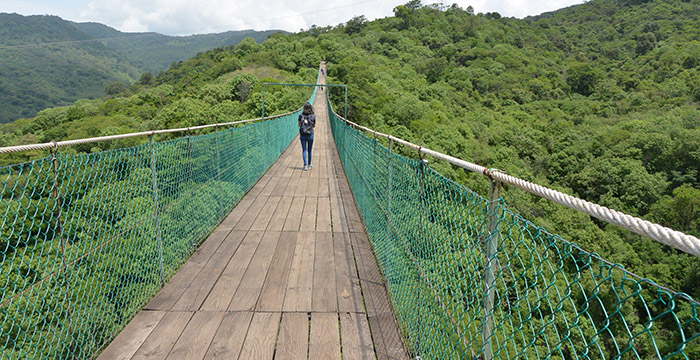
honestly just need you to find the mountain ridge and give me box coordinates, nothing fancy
[0,13,282,123]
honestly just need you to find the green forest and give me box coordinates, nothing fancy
[0,13,279,124]
[1,0,700,357]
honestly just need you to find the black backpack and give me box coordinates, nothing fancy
[300,114,313,135]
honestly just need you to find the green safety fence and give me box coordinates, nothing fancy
[327,100,700,359]
[0,111,300,359]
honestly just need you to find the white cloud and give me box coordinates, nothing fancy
[76,0,411,35]
[5,0,586,36]
[458,0,584,18]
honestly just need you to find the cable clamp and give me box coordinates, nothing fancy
[483,168,505,178]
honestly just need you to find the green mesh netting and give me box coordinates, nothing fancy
[0,112,299,359]
[327,99,700,359]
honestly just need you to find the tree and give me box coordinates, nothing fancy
[635,32,657,54]
[105,81,129,96]
[566,63,600,96]
[650,185,700,236]
[393,5,413,29]
[345,15,367,35]
[137,72,154,86]
[406,0,422,11]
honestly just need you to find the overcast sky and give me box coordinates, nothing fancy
[2,0,584,36]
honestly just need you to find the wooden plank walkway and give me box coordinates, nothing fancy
[98,68,409,360]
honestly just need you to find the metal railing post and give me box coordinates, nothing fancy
[50,145,74,354]
[417,156,428,355]
[482,173,502,360]
[344,86,348,121]
[215,126,223,217]
[244,125,251,189]
[387,139,393,244]
[150,135,164,287]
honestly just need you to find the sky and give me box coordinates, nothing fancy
[1,0,585,36]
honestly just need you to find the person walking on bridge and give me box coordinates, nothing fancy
[299,102,316,171]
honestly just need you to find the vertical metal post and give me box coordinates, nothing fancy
[482,174,502,360]
[245,125,252,189]
[51,145,74,354]
[150,135,164,287]
[262,84,266,121]
[387,139,393,241]
[215,126,223,217]
[417,156,428,355]
[344,86,348,121]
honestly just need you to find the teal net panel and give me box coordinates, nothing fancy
[0,112,299,359]
[327,99,700,359]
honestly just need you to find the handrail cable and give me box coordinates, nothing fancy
[0,109,298,155]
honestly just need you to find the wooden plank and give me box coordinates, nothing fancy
[312,232,337,312]
[283,197,305,232]
[131,311,193,360]
[309,313,341,360]
[246,172,273,198]
[284,174,301,196]
[274,312,309,360]
[167,311,225,360]
[283,231,315,312]
[328,172,339,198]
[306,173,320,197]
[318,177,330,198]
[259,175,281,197]
[345,201,365,233]
[279,151,296,176]
[228,231,282,311]
[350,232,382,284]
[319,152,329,179]
[146,229,229,310]
[366,311,409,360]
[300,196,318,232]
[334,231,364,313]
[350,232,409,360]
[172,231,246,311]
[330,196,348,233]
[238,312,282,360]
[295,170,308,196]
[316,196,332,233]
[234,195,268,231]
[270,176,290,197]
[266,196,293,231]
[219,196,256,230]
[282,147,299,176]
[200,231,263,311]
[340,312,375,360]
[97,310,166,360]
[256,231,297,311]
[204,311,253,360]
[250,196,282,231]
[248,173,272,197]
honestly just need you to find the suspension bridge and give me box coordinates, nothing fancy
[1,63,699,359]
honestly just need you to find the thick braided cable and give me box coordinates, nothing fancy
[331,115,700,257]
[0,110,299,155]
[490,171,700,257]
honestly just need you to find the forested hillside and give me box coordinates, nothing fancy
[0,14,140,123]
[0,13,280,124]
[71,21,282,74]
[2,0,699,333]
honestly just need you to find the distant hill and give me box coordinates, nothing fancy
[0,13,281,124]
[0,13,140,123]
[70,21,282,74]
